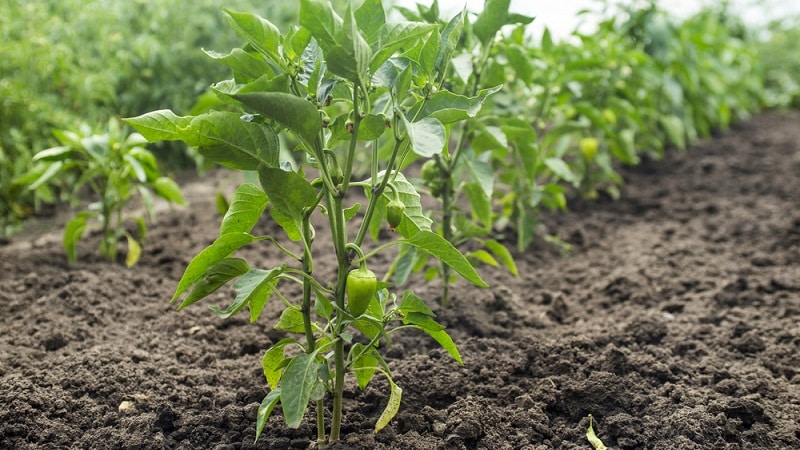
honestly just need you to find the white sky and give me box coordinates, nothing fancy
[394,0,800,40]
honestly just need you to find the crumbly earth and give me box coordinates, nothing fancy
[1,111,799,450]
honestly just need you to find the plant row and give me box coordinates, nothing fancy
[7,0,798,446]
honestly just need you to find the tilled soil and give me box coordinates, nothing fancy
[1,111,799,450]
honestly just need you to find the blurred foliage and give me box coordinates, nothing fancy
[0,0,320,235]
[759,16,800,108]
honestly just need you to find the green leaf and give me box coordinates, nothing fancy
[281,353,320,429]
[123,154,147,182]
[123,110,193,143]
[274,307,306,333]
[355,0,385,46]
[172,232,258,302]
[230,92,322,149]
[219,183,268,235]
[32,146,72,162]
[124,233,142,268]
[138,185,156,223]
[427,329,462,364]
[435,8,466,78]
[190,112,281,171]
[401,116,446,157]
[468,249,498,267]
[402,231,488,287]
[222,9,281,60]
[255,389,282,442]
[464,182,492,229]
[325,7,372,83]
[371,22,437,73]
[344,203,361,221]
[262,338,295,389]
[210,267,283,320]
[374,377,402,433]
[403,311,446,332]
[258,167,318,239]
[398,290,435,316]
[415,86,501,124]
[178,258,251,310]
[484,239,518,276]
[300,0,342,51]
[204,48,273,82]
[660,114,686,150]
[466,158,494,198]
[152,177,186,205]
[473,0,511,45]
[544,157,580,186]
[63,213,91,264]
[350,343,380,390]
[28,161,64,191]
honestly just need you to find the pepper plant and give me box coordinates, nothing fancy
[391,0,528,306]
[125,0,489,445]
[21,119,185,265]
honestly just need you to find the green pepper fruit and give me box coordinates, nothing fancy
[385,199,405,232]
[580,137,599,160]
[420,159,439,183]
[346,266,377,317]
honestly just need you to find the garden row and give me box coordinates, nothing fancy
[3,0,800,447]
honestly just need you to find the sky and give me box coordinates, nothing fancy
[393,0,800,40]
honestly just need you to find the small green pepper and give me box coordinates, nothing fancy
[346,266,377,317]
[385,199,405,232]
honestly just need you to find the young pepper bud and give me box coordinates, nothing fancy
[346,266,377,317]
[385,199,405,232]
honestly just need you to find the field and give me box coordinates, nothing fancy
[2,110,798,449]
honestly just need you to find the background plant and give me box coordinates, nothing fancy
[126,0,490,445]
[0,0,308,237]
[20,120,185,265]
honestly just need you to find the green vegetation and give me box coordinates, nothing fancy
[21,119,185,265]
[3,0,800,444]
[126,1,489,444]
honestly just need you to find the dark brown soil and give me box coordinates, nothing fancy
[2,111,799,450]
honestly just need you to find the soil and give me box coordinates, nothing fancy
[2,111,799,450]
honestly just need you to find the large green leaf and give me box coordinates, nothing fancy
[325,7,372,83]
[190,112,281,170]
[354,0,385,46]
[222,9,281,60]
[371,22,437,73]
[219,183,269,236]
[258,167,318,239]
[350,343,380,389]
[123,110,194,143]
[299,0,342,51]
[172,232,258,302]
[415,86,501,124]
[281,353,320,429]
[402,231,488,287]
[204,48,273,82]
[231,92,322,149]
[178,258,251,310]
[400,116,446,157]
